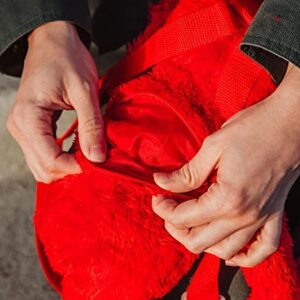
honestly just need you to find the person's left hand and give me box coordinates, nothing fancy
[152,64,300,267]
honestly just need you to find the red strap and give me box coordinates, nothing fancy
[101,1,239,91]
[57,119,78,147]
[214,47,264,120]
[187,254,221,300]
[60,1,240,143]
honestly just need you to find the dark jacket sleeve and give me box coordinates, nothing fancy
[241,0,300,83]
[0,0,92,77]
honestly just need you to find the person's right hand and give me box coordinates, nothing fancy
[7,21,106,183]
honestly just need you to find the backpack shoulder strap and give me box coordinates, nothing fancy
[101,0,240,91]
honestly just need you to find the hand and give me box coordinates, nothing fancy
[152,64,300,267]
[7,21,106,183]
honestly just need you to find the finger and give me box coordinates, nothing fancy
[11,131,44,181]
[7,114,50,181]
[227,215,282,267]
[8,105,81,183]
[72,82,107,162]
[164,219,240,254]
[152,184,224,228]
[205,224,259,262]
[152,196,186,229]
[153,135,221,192]
[32,128,82,180]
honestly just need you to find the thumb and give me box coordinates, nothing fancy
[153,136,220,193]
[73,83,107,162]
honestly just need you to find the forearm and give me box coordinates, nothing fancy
[0,0,91,77]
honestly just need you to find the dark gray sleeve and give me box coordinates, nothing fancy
[241,0,300,83]
[0,0,92,77]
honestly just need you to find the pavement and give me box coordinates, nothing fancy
[0,74,60,299]
[0,42,122,299]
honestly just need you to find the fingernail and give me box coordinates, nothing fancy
[152,194,164,203]
[181,292,187,300]
[153,172,170,185]
[225,260,237,267]
[89,145,106,162]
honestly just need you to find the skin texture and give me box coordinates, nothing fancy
[7,21,106,183]
[153,64,300,268]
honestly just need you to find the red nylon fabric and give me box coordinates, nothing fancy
[34,0,300,299]
[102,1,238,90]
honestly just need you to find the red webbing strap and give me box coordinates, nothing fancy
[101,1,238,91]
[57,119,78,147]
[187,254,221,300]
[214,46,264,119]
[59,1,239,142]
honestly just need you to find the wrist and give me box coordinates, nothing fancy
[268,64,300,162]
[28,21,79,48]
[275,63,300,103]
[269,64,300,117]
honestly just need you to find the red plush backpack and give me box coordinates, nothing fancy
[35,0,300,299]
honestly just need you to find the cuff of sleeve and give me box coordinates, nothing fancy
[240,0,300,84]
[240,39,289,84]
[0,6,91,77]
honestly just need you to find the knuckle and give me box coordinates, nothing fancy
[9,105,23,127]
[43,158,58,175]
[166,210,185,228]
[81,80,93,95]
[209,247,232,260]
[171,216,185,228]
[222,254,233,261]
[6,114,15,133]
[222,187,261,223]
[265,243,279,256]
[37,174,54,184]
[81,117,104,134]
[42,177,54,184]
[225,189,248,216]
[177,163,198,189]
[202,134,218,149]
[172,215,186,228]
[77,79,97,100]
[185,239,202,254]
[9,101,32,130]
[34,175,43,182]
[245,209,261,224]
[220,250,234,261]
[164,221,176,232]
[240,260,256,268]
[164,221,170,231]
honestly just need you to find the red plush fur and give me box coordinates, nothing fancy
[35,0,300,299]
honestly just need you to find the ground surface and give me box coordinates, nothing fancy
[0,40,122,299]
[0,74,60,299]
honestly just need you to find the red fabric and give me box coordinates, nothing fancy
[34,0,300,299]
[187,254,220,299]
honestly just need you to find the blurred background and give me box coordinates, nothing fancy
[0,44,123,300]
[0,0,124,296]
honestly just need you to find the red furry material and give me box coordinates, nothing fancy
[34,0,300,299]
